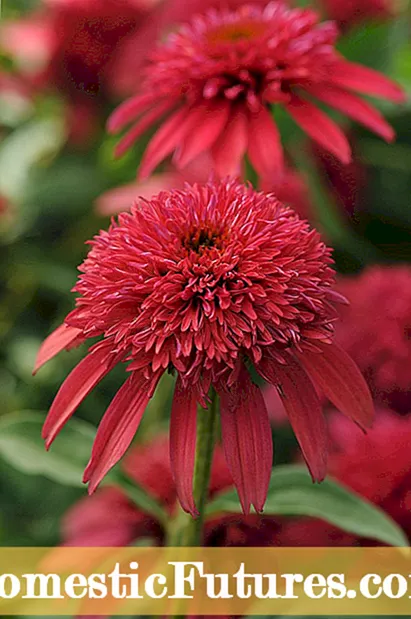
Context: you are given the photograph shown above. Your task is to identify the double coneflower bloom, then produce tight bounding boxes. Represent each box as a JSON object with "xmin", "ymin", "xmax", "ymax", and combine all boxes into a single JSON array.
[
  {"xmin": 108, "ymin": 2, "xmax": 404, "ymax": 183},
  {"xmin": 36, "ymin": 179, "xmax": 373, "ymax": 516}
]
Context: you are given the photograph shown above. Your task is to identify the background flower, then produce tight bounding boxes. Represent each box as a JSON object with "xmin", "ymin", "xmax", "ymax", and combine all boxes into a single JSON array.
[
  {"xmin": 336, "ymin": 265, "xmax": 411, "ymax": 413},
  {"xmin": 278, "ymin": 408, "xmax": 411, "ymax": 545},
  {"xmin": 109, "ymin": 1, "xmax": 403, "ymax": 184},
  {"xmin": 0, "ymin": 0, "xmax": 156, "ymax": 99}
]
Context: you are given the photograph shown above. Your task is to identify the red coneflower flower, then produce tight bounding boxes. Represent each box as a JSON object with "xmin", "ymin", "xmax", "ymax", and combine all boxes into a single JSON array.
[
  {"xmin": 336, "ymin": 265, "xmax": 411, "ymax": 414},
  {"xmin": 108, "ymin": 2, "xmax": 404, "ymax": 184},
  {"xmin": 35, "ymin": 179, "xmax": 373, "ymax": 516}
]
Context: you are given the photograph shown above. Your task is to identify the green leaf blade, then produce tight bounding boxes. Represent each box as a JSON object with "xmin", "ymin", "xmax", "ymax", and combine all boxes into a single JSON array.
[
  {"xmin": 0, "ymin": 411, "xmax": 95, "ymax": 487},
  {"xmin": 0, "ymin": 411, "xmax": 168, "ymax": 525},
  {"xmin": 206, "ymin": 465, "xmax": 408, "ymax": 548}
]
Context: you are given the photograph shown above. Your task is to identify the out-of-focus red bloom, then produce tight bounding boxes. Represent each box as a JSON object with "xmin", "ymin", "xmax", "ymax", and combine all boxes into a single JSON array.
[
  {"xmin": 320, "ymin": 0, "xmax": 394, "ymax": 30},
  {"xmin": 336, "ymin": 265, "xmax": 411, "ymax": 413},
  {"xmin": 0, "ymin": 0, "xmax": 155, "ymax": 98},
  {"xmin": 279, "ymin": 408, "xmax": 411, "ymax": 545},
  {"xmin": 109, "ymin": 2, "xmax": 404, "ymax": 184},
  {"xmin": 35, "ymin": 179, "xmax": 373, "ymax": 516},
  {"xmin": 63, "ymin": 436, "xmax": 278, "ymax": 547},
  {"xmin": 112, "ymin": 0, "xmax": 270, "ymax": 96}
]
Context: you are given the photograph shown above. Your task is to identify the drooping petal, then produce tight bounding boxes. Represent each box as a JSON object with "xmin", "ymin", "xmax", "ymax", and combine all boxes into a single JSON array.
[
  {"xmin": 286, "ymin": 94, "xmax": 352, "ymax": 164},
  {"xmin": 139, "ymin": 106, "xmax": 204, "ymax": 180},
  {"xmin": 258, "ymin": 354, "xmax": 327, "ymax": 482},
  {"xmin": 331, "ymin": 60, "xmax": 405, "ymax": 103},
  {"xmin": 83, "ymin": 371, "xmax": 157, "ymax": 493},
  {"xmin": 247, "ymin": 106, "xmax": 284, "ymax": 182},
  {"xmin": 114, "ymin": 100, "xmax": 176, "ymax": 158},
  {"xmin": 169, "ymin": 377, "xmax": 198, "ymax": 517},
  {"xmin": 107, "ymin": 93, "xmax": 159, "ymax": 133},
  {"xmin": 33, "ymin": 323, "xmax": 83, "ymax": 375},
  {"xmin": 297, "ymin": 342, "xmax": 374, "ymax": 429},
  {"xmin": 95, "ymin": 174, "xmax": 180, "ymax": 216},
  {"xmin": 42, "ymin": 341, "xmax": 120, "ymax": 448},
  {"xmin": 211, "ymin": 106, "xmax": 248, "ymax": 177},
  {"xmin": 309, "ymin": 84, "xmax": 395, "ymax": 142},
  {"xmin": 218, "ymin": 367, "xmax": 273, "ymax": 514},
  {"xmin": 174, "ymin": 102, "xmax": 230, "ymax": 169}
]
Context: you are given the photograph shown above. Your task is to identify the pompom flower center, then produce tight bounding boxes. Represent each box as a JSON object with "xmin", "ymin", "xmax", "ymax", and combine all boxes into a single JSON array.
[
  {"xmin": 183, "ymin": 224, "xmax": 227, "ymax": 254},
  {"xmin": 206, "ymin": 20, "xmax": 267, "ymax": 44}
]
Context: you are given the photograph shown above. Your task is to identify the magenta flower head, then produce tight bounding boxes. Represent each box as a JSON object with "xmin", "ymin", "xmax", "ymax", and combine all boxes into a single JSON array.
[
  {"xmin": 108, "ymin": 2, "xmax": 404, "ymax": 183},
  {"xmin": 35, "ymin": 179, "xmax": 373, "ymax": 516}
]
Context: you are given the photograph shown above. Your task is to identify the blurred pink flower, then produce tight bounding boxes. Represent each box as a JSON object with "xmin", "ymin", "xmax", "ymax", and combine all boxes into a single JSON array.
[
  {"xmin": 0, "ymin": 0, "xmax": 156, "ymax": 99},
  {"xmin": 111, "ymin": 0, "xmax": 270, "ymax": 96},
  {"xmin": 109, "ymin": 2, "xmax": 404, "ymax": 183},
  {"xmin": 279, "ymin": 408, "xmax": 411, "ymax": 545},
  {"xmin": 35, "ymin": 179, "xmax": 373, "ymax": 516},
  {"xmin": 336, "ymin": 265, "xmax": 411, "ymax": 413}
]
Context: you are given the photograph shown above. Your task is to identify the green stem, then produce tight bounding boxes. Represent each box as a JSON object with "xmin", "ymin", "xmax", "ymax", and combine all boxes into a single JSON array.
[{"xmin": 170, "ymin": 390, "xmax": 219, "ymax": 548}]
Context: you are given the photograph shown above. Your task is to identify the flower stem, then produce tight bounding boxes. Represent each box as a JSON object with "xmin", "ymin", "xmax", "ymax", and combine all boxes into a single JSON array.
[{"xmin": 177, "ymin": 389, "xmax": 219, "ymax": 548}]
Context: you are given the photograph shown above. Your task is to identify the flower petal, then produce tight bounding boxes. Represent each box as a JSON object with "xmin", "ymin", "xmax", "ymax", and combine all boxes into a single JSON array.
[
  {"xmin": 83, "ymin": 371, "xmax": 157, "ymax": 493},
  {"xmin": 286, "ymin": 94, "xmax": 352, "ymax": 164},
  {"xmin": 331, "ymin": 60, "xmax": 405, "ymax": 103},
  {"xmin": 169, "ymin": 377, "xmax": 199, "ymax": 517},
  {"xmin": 211, "ymin": 106, "xmax": 248, "ymax": 177},
  {"xmin": 297, "ymin": 342, "xmax": 374, "ymax": 429},
  {"xmin": 107, "ymin": 93, "xmax": 158, "ymax": 133},
  {"xmin": 42, "ymin": 341, "xmax": 119, "ymax": 448},
  {"xmin": 139, "ymin": 106, "xmax": 204, "ymax": 180},
  {"xmin": 114, "ymin": 100, "xmax": 176, "ymax": 158},
  {"xmin": 247, "ymin": 106, "xmax": 284, "ymax": 182},
  {"xmin": 174, "ymin": 102, "xmax": 230, "ymax": 169},
  {"xmin": 309, "ymin": 84, "xmax": 395, "ymax": 142},
  {"xmin": 258, "ymin": 354, "xmax": 327, "ymax": 482},
  {"xmin": 218, "ymin": 367, "xmax": 272, "ymax": 514},
  {"xmin": 33, "ymin": 323, "xmax": 83, "ymax": 375}
]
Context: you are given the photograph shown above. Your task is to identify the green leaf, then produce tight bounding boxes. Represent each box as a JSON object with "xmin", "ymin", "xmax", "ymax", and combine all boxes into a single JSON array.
[
  {"xmin": 206, "ymin": 465, "xmax": 408, "ymax": 547},
  {"xmin": 0, "ymin": 117, "xmax": 66, "ymax": 202},
  {"xmin": 0, "ymin": 411, "xmax": 168, "ymax": 527},
  {"xmin": 337, "ymin": 21, "xmax": 394, "ymax": 72},
  {"xmin": 111, "ymin": 469, "xmax": 168, "ymax": 528},
  {"xmin": 0, "ymin": 411, "xmax": 95, "ymax": 487}
]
